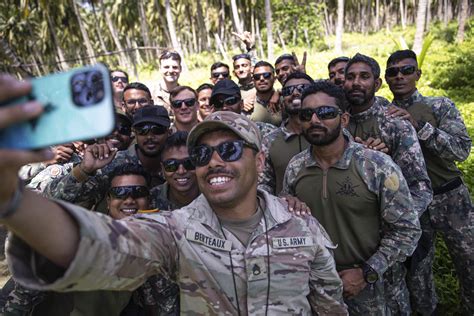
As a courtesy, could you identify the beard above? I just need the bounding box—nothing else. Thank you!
[303,120,341,146]
[285,98,301,116]
[345,88,375,107]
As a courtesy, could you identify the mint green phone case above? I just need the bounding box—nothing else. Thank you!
[0,64,115,149]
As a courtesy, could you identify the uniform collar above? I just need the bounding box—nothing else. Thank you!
[280,119,302,140]
[304,136,357,170]
[239,81,255,90]
[392,90,423,108]
[187,190,291,237]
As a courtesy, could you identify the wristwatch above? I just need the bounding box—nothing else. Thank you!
[362,263,379,284]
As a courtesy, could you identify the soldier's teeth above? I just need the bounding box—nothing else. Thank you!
[122,208,137,214]
[209,176,231,185]
[176,178,188,183]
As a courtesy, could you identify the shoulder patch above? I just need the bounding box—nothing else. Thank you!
[49,166,61,177]
[384,172,400,191]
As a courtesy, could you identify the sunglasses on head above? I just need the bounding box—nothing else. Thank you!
[281,83,312,97]
[253,72,273,80]
[134,124,168,136]
[211,72,230,79]
[116,124,132,136]
[162,158,195,172]
[171,98,196,109]
[299,106,342,122]
[111,76,128,83]
[190,140,257,167]
[212,95,241,108]
[385,65,417,78]
[232,53,251,61]
[108,186,149,200]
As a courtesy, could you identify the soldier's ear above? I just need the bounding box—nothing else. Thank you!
[255,150,265,174]
[341,112,350,128]
[374,78,382,92]
[416,69,422,81]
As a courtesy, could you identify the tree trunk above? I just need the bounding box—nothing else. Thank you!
[277,28,287,51]
[426,0,432,31]
[196,0,209,51]
[46,11,69,70]
[264,0,274,61]
[219,0,225,45]
[214,33,227,60]
[71,0,97,64]
[335,0,344,53]
[230,0,244,34]
[375,0,380,30]
[102,0,130,69]
[165,0,187,71]
[400,0,406,29]
[90,2,108,54]
[255,18,264,59]
[456,0,469,42]
[137,0,153,63]
[413,0,428,54]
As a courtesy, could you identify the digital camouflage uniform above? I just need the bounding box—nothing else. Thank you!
[393,90,474,315]
[258,121,310,195]
[7,191,348,315]
[281,139,422,315]
[43,144,164,213]
[18,163,47,185]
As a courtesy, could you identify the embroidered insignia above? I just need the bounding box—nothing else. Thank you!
[336,176,360,197]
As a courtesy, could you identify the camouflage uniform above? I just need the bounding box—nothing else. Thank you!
[250,94,282,127]
[282,139,422,315]
[43,145,164,213]
[26,154,82,193]
[18,163,47,185]
[7,191,348,315]
[393,90,473,315]
[258,121,310,195]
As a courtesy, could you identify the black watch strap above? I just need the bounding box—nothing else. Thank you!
[362,263,379,284]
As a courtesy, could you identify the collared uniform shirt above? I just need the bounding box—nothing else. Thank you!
[7,191,348,315]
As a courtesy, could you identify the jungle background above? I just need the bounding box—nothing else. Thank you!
[1,0,473,314]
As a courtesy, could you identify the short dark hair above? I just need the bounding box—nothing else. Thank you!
[110,69,129,82]
[254,60,275,72]
[123,82,152,101]
[160,50,181,64]
[345,53,381,78]
[108,163,151,188]
[170,86,197,101]
[327,56,350,70]
[197,83,214,93]
[283,71,314,86]
[160,131,188,160]
[301,80,348,112]
[274,54,295,66]
[211,62,230,72]
[387,50,418,67]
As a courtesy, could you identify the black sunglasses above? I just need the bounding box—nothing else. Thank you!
[116,124,131,136]
[385,65,417,78]
[299,106,342,122]
[211,72,230,79]
[111,76,128,83]
[190,140,256,167]
[232,53,251,61]
[212,95,241,108]
[253,72,273,80]
[281,83,312,97]
[162,158,195,172]
[108,186,149,199]
[171,98,196,109]
[134,124,168,136]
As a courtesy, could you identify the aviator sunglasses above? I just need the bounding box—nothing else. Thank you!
[385,65,417,78]
[162,158,196,172]
[281,83,312,97]
[190,140,257,167]
[299,106,342,122]
[211,72,230,79]
[108,186,149,199]
[171,98,196,109]
[111,76,128,83]
[253,72,272,80]
[212,95,241,108]
[134,124,168,136]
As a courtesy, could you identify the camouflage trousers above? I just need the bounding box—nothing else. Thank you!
[428,184,474,315]
[406,212,437,316]
[345,263,410,315]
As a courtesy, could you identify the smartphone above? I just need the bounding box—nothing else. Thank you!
[0,64,115,149]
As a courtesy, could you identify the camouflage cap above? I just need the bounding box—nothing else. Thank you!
[187,111,261,151]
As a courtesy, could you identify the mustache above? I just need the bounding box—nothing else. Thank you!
[205,167,237,179]
[307,125,327,132]
[144,140,159,145]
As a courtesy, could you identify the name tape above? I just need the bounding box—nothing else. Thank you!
[186,229,232,252]
[272,236,313,249]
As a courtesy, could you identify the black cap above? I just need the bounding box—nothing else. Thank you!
[210,79,241,106]
[132,106,170,127]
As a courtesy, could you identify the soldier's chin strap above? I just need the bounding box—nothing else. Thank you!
[218,199,271,316]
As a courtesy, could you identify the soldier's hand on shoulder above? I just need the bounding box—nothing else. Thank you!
[355,137,389,154]
[281,195,311,216]
[386,106,418,128]
[268,90,280,114]
[80,142,117,174]
[338,268,366,298]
